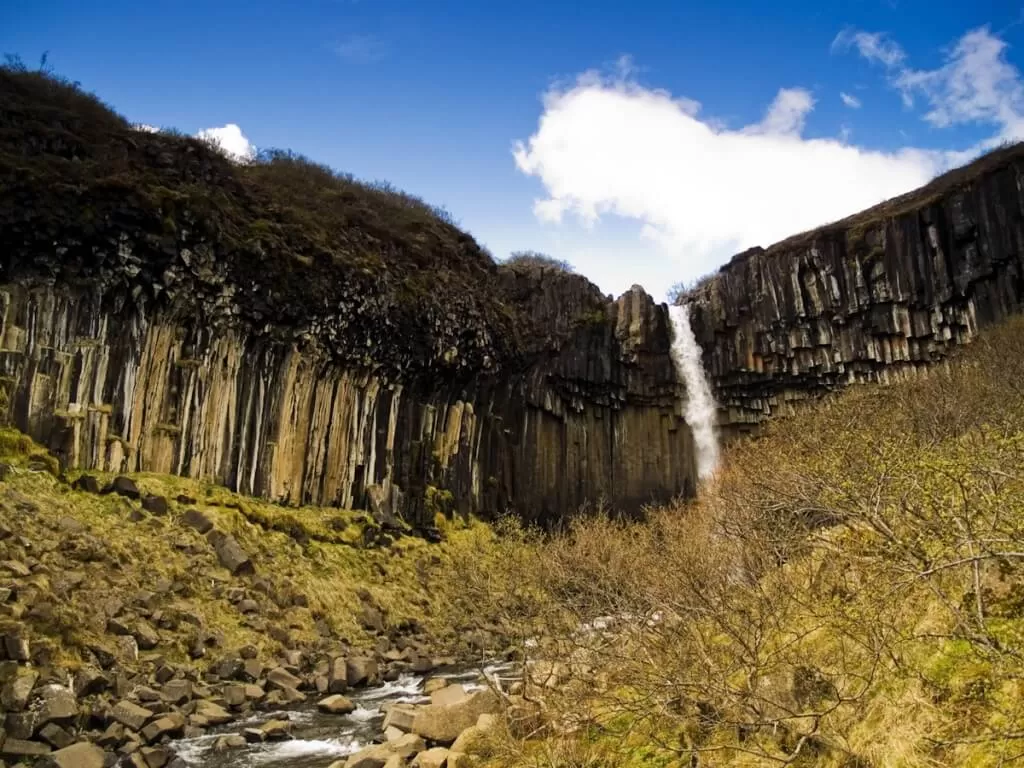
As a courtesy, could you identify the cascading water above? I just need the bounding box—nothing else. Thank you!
[668,303,720,479]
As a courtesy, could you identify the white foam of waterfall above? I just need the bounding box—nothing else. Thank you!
[668,304,720,478]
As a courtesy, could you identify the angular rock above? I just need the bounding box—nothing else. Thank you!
[33,684,78,730]
[382,703,418,733]
[73,666,109,697]
[346,657,379,687]
[411,689,502,745]
[317,694,355,714]
[160,679,192,705]
[1,737,52,757]
[38,722,75,749]
[73,474,102,494]
[108,476,141,500]
[213,734,246,751]
[41,741,106,768]
[1,668,37,710]
[205,531,253,576]
[3,627,30,660]
[132,620,160,650]
[430,684,468,707]
[390,733,427,759]
[423,677,449,695]
[191,699,233,725]
[265,667,302,692]
[141,495,168,516]
[222,683,246,708]
[412,747,450,768]
[141,712,185,743]
[180,509,214,534]
[109,700,154,731]
[341,744,394,768]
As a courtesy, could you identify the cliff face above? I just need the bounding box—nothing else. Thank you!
[0,278,692,526]
[0,67,696,525]
[687,143,1024,432]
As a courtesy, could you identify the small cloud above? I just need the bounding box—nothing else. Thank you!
[334,34,387,63]
[832,28,906,69]
[132,123,160,133]
[196,124,255,163]
[746,88,815,135]
[840,91,862,109]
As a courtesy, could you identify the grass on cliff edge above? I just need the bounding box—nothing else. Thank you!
[0,436,510,671]
[445,314,1024,768]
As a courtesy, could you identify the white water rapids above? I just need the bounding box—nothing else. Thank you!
[668,303,720,479]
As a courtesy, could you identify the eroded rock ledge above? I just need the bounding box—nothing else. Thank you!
[687,143,1024,432]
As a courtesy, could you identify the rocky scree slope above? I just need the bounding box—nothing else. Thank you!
[0,68,695,524]
[687,142,1024,433]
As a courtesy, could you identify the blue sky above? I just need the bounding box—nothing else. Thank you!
[4,0,1024,298]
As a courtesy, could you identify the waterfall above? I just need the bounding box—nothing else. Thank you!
[668,303,720,479]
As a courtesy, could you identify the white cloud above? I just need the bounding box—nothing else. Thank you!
[195,124,256,163]
[513,25,1024,297]
[832,28,906,68]
[840,91,862,109]
[894,27,1024,143]
[513,69,946,293]
[132,123,160,133]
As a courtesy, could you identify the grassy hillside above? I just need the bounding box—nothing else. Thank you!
[449,314,1024,768]
[0,427,512,673]
[0,64,522,380]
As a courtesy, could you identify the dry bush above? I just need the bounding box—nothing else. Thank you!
[448,316,1024,768]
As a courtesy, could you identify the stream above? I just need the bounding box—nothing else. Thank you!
[171,661,519,767]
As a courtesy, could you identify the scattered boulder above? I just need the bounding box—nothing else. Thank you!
[192,699,234,725]
[42,741,106,768]
[213,734,246,751]
[266,666,302,693]
[141,712,186,743]
[0,737,52,758]
[206,530,254,576]
[328,657,348,693]
[73,666,109,697]
[412,747,450,768]
[38,722,75,749]
[340,744,394,768]
[1,668,38,711]
[72,475,101,493]
[430,684,467,707]
[450,714,497,755]
[107,476,141,500]
[32,684,78,730]
[109,700,154,731]
[317,694,356,714]
[382,703,418,733]
[3,627,31,660]
[160,679,192,705]
[389,733,427,759]
[423,677,449,695]
[412,689,502,744]
[180,509,214,534]
[141,495,169,516]
[346,657,379,687]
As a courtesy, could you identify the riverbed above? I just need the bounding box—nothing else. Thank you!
[171,661,518,767]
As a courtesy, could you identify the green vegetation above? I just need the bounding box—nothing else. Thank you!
[444,314,1024,767]
[0,426,513,669]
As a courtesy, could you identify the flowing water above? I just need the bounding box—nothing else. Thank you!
[668,303,719,478]
[171,661,519,768]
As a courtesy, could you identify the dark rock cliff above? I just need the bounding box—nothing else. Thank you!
[687,143,1024,432]
[0,67,695,524]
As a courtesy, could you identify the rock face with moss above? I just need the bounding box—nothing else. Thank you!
[686,143,1024,433]
[0,68,695,524]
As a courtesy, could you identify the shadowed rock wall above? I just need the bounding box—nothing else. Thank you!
[687,145,1024,432]
[0,281,694,525]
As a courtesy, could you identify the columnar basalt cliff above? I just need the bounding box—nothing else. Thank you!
[687,143,1024,432]
[0,68,694,524]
